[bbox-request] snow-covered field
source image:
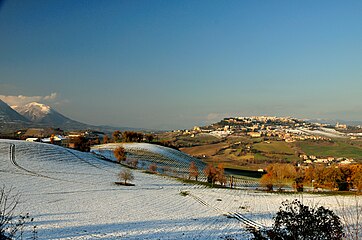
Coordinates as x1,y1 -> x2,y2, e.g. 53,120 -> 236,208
299,127 -> 347,138
1,139 -> 361,239
91,143 -> 207,180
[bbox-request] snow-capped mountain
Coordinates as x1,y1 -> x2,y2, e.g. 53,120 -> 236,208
14,102 -> 58,123
0,101 -> 134,133
0,99 -> 29,123
13,102 -> 88,128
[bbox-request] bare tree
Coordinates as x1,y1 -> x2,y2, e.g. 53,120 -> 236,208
118,169 -> 134,185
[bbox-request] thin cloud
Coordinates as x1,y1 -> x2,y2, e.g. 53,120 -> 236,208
43,92 -> 57,100
0,92 -> 60,107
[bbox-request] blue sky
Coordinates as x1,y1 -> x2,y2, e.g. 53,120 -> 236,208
0,0 -> 361,130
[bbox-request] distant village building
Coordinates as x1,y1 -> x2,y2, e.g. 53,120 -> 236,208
26,138 -> 39,142
193,126 -> 201,132
41,135 -> 68,147
247,132 -> 261,138
335,122 -> 347,129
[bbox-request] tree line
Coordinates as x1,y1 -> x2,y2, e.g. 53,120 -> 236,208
260,163 -> 362,192
105,130 -> 178,149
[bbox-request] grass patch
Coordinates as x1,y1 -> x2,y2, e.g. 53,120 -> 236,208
254,153 -> 269,161
297,140 -> 362,160
180,142 -> 229,157
254,141 -> 295,154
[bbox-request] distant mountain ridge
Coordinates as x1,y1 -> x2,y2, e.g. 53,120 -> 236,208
13,102 -> 85,126
0,99 -> 30,123
13,102 -> 52,122
11,102 -> 97,130
0,100 -> 142,134
307,118 -> 362,127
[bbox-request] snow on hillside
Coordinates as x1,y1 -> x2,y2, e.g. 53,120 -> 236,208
1,140 -> 361,239
300,127 -> 347,138
0,140 -> 249,239
91,143 -> 208,180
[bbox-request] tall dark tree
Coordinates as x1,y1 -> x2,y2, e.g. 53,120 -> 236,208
112,130 -> 122,142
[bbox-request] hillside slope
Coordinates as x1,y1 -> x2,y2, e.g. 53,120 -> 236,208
92,143 -> 208,179
0,140 -> 249,239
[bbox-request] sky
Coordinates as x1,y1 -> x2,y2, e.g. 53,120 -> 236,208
0,0 -> 361,130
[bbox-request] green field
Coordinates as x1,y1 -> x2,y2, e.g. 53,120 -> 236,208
297,140 -> 362,160
253,141 -> 295,154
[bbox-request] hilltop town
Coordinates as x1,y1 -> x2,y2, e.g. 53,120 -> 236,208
158,116 -> 362,169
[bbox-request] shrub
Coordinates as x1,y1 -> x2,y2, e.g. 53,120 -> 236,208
70,136 -> 90,152
0,186 -> 36,239
249,199 -> 344,240
149,163 -> 157,173
179,191 -> 189,197
129,159 -> 138,168
114,146 -> 126,162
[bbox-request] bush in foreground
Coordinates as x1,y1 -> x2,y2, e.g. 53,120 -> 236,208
0,186 -> 37,240
249,199 -> 344,240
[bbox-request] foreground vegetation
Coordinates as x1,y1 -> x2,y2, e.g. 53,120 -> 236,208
249,199 -> 344,240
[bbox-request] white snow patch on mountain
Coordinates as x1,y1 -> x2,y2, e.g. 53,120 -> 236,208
13,102 -> 52,121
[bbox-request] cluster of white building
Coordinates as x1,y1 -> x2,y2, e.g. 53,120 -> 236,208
300,154 -> 354,165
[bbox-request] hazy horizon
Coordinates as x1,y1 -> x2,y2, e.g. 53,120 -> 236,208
1,0 -> 361,130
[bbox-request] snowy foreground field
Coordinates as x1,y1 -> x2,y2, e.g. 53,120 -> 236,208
0,139 -> 361,239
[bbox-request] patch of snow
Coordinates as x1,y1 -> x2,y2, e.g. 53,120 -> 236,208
300,127 -> 347,138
